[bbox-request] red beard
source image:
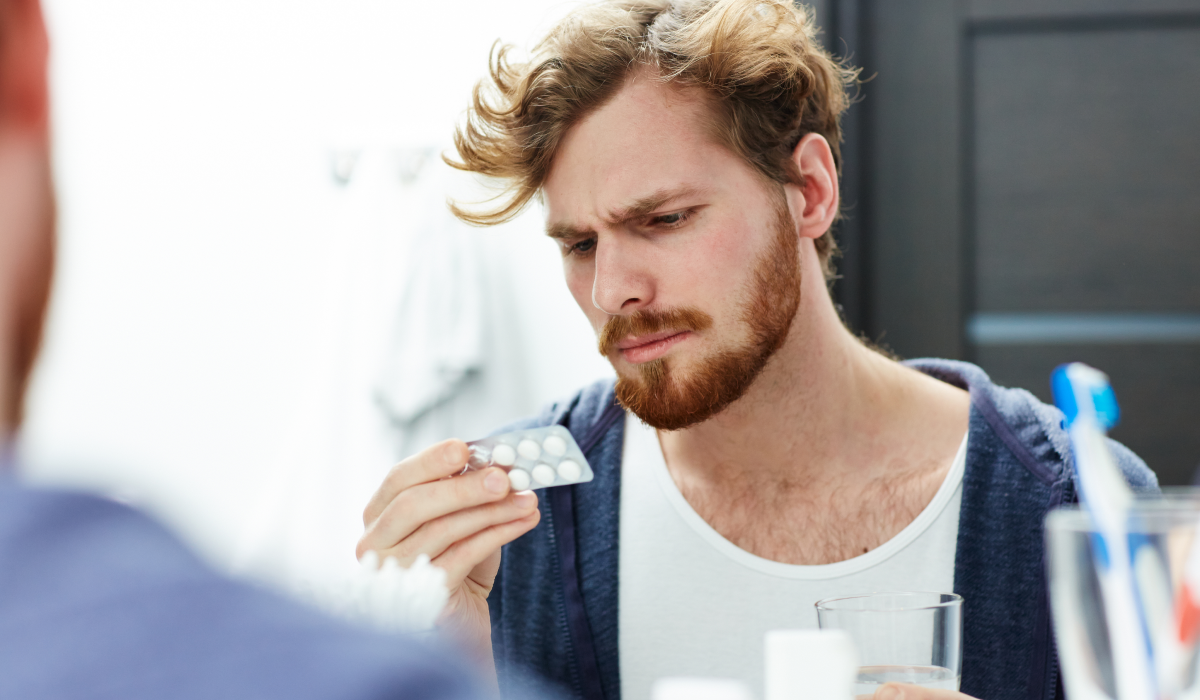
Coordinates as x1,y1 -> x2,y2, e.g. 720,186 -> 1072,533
597,199 -> 801,431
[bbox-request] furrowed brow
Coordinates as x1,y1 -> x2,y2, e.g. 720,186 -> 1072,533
546,221 -> 591,241
545,186 -> 708,239
607,186 -> 707,224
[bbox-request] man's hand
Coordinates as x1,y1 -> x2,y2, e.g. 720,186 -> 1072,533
357,439 -> 540,669
874,683 -> 981,700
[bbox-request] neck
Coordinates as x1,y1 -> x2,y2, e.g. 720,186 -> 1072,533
657,242 -> 968,490
0,130 -> 54,442
0,346 -> 14,443
0,429 -> 13,471
0,326 -> 16,439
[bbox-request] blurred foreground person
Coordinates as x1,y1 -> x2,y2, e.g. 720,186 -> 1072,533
0,2 -> 486,698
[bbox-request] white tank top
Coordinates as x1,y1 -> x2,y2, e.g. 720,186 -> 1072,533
617,413 -> 967,700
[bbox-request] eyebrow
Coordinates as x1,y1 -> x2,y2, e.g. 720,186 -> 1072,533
545,185 -> 709,240
546,221 -> 587,241
607,185 -> 707,224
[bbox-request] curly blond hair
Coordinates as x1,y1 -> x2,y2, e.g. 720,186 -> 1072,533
448,0 -> 858,278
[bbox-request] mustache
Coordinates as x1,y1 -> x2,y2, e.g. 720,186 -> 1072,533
597,307 -> 714,357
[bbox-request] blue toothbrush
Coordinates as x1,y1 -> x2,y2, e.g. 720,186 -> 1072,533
1052,363 -> 1155,700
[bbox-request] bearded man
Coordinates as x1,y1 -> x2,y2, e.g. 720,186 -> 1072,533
357,1 -> 1156,699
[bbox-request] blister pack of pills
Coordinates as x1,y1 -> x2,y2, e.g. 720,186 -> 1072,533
465,426 -> 594,491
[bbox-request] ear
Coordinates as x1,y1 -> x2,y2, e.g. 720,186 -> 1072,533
0,0 -> 51,135
782,133 -> 839,241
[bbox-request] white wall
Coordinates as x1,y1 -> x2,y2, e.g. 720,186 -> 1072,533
20,0 -> 612,591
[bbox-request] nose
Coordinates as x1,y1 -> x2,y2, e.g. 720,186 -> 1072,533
591,233 -> 653,315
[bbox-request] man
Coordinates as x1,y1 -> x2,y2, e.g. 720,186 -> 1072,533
0,1 -> 489,698
357,1 -> 1157,699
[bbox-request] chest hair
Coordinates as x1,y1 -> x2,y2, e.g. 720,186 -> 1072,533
674,459 -> 948,565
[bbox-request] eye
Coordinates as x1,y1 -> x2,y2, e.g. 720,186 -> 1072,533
650,210 -> 691,228
566,237 -> 597,257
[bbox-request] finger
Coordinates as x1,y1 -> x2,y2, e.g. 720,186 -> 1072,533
358,466 -> 511,556
433,508 -> 541,588
397,490 -> 539,563
875,683 -> 976,700
363,439 -> 470,525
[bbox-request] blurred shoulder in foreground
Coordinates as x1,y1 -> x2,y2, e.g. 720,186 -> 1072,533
0,477 -> 484,700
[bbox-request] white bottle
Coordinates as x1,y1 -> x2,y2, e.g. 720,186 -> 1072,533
764,629 -> 859,700
651,677 -> 754,700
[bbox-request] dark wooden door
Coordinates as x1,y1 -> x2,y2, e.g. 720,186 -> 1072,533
818,0 -> 1200,484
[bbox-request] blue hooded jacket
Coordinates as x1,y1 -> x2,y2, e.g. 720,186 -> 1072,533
488,359 -> 1158,700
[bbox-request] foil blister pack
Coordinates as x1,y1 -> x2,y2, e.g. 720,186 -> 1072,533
465,425 -> 594,491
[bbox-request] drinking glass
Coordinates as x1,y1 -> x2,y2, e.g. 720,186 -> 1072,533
815,591 -> 963,698
1046,495 -> 1200,700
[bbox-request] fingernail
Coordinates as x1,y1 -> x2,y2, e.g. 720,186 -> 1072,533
876,684 -> 904,700
513,492 -> 537,508
484,470 -> 508,494
446,441 -> 465,466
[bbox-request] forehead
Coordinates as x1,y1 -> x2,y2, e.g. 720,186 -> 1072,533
542,75 -> 748,226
